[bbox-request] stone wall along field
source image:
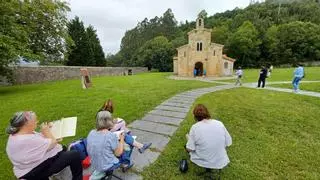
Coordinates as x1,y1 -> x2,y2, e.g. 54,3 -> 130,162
12,66 -> 148,85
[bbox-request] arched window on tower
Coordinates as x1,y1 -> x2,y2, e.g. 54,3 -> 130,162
196,42 -> 203,51
199,19 -> 202,27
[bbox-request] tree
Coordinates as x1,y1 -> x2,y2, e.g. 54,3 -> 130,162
86,26 -> 105,66
23,0 -> 70,64
0,1 -> 70,81
226,21 -> 261,67
276,21 -> 320,64
211,25 -> 230,45
263,25 -> 280,63
106,53 -> 124,67
160,9 -> 178,40
136,36 -> 174,71
198,10 -> 208,19
67,17 -> 94,66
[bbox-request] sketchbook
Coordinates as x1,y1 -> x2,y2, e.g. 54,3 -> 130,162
50,117 -> 77,139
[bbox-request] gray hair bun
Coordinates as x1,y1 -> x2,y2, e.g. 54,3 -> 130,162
6,126 -> 19,134
6,112 -> 29,135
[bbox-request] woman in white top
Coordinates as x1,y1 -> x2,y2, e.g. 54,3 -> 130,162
6,111 -> 82,180
186,104 -> 232,169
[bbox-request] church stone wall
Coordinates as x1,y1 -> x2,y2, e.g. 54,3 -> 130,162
174,17 -> 234,77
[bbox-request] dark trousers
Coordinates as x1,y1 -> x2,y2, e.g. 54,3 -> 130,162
21,151 -> 83,180
258,77 -> 266,88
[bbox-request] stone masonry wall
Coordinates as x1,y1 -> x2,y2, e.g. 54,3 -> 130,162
12,66 -> 148,85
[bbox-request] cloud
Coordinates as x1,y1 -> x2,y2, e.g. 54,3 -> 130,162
67,0 -> 249,54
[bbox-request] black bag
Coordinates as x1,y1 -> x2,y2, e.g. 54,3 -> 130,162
179,159 -> 188,173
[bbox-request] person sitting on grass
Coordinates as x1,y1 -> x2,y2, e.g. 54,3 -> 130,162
99,99 -> 152,153
6,111 -> 83,180
87,111 -> 133,179
185,104 -> 232,170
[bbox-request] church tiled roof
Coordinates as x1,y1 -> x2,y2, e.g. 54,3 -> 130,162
222,54 -> 236,62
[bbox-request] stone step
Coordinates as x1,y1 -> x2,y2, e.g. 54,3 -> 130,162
155,105 -> 190,113
174,94 -> 197,99
161,102 -> 191,108
149,109 -> 187,119
129,120 -> 178,136
142,114 -> 183,126
169,97 -> 194,103
131,129 -> 170,151
165,99 -> 193,105
131,149 -> 160,173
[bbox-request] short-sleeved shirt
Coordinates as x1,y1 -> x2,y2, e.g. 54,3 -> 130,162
6,132 -> 62,178
186,119 -> 232,169
87,130 -> 119,171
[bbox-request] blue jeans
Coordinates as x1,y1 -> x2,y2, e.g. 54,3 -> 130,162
124,133 -> 134,146
292,77 -> 302,90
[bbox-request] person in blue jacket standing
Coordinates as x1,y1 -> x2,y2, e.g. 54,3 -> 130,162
292,63 -> 304,93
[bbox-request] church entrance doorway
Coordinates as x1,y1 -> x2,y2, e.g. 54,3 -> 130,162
194,62 -> 203,76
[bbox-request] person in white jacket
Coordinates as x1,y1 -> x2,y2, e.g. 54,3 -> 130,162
235,66 -> 243,86
186,104 -> 232,170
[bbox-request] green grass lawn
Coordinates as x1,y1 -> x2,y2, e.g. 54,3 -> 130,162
218,67 -> 320,83
142,88 -> 320,180
270,83 -> 320,92
0,73 -> 214,179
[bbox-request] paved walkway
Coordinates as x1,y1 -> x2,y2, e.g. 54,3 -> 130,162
241,81 -> 320,98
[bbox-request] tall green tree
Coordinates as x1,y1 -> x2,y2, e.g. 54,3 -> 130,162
263,25 -> 280,63
160,9 -> 178,40
136,36 -> 174,71
0,0 -> 70,80
226,21 -> 261,67
23,0 -> 70,64
67,17 -> 94,66
211,24 -> 230,45
276,21 -> 320,64
86,26 -> 105,66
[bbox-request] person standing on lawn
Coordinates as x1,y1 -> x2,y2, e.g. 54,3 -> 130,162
257,65 -> 268,88
235,66 -> 243,86
292,63 -> 305,93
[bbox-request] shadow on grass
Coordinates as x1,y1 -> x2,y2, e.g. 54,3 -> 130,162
0,85 -> 45,96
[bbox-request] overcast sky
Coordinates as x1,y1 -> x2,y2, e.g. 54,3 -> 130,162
67,0 -> 251,54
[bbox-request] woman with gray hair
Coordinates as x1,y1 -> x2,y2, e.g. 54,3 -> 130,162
6,111 -> 83,180
99,99 -> 152,153
87,111 -> 134,179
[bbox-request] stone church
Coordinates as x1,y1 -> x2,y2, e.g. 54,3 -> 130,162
173,17 -> 235,77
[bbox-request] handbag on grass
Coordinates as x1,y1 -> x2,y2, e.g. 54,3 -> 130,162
179,159 -> 188,173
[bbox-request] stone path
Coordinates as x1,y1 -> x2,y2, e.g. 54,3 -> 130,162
242,81 -> 320,98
